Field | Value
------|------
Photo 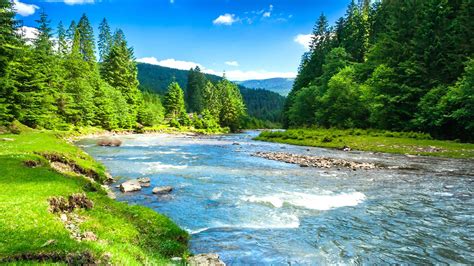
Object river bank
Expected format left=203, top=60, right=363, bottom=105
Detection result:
left=255, top=128, right=474, bottom=159
left=0, top=129, right=190, bottom=264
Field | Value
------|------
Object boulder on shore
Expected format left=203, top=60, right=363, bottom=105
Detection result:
left=188, top=253, right=225, bottom=266
left=120, top=180, right=141, bottom=192
left=152, top=186, right=173, bottom=194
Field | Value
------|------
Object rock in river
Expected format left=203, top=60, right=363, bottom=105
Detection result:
left=137, top=177, right=151, bottom=183
left=120, top=180, right=141, bottom=193
left=152, top=186, right=173, bottom=194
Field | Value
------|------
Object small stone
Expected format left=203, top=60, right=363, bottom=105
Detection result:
left=82, top=231, right=97, bottom=241
left=152, top=186, right=173, bottom=194
left=171, top=257, right=182, bottom=262
left=232, top=142, right=240, bottom=145
left=60, top=213, right=68, bottom=222
left=137, top=177, right=151, bottom=183
left=0, top=138, right=14, bottom=142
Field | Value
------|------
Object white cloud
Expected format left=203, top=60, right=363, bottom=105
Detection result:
left=13, top=0, right=39, bottom=16
left=16, top=26, right=39, bottom=45
left=137, top=57, right=204, bottom=71
left=294, top=33, right=312, bottom=50
left=213, top=14, right=238, bottom=25
left=64, top=0, right=94, bottom=4
left=225, top=61, right=239, bottom=67
left=262, top=4, right=273, bottom=18
left=137, top=57, right=295, bottom=81
left=46, top=0, right=94, bottom=5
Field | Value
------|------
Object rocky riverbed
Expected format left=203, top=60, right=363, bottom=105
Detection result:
left=252, top=151, right=380, bottom=170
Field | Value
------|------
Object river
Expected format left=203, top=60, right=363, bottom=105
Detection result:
left=78, top=131, right=474, bottom=264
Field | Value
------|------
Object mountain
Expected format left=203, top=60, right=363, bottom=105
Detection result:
left=136, top=63, right=285, bottom=123
left=236, top=78, right=294, bottom=96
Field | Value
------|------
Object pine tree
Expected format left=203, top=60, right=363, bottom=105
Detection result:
left=98, top=18, right=112, bottom=62
left=56, top=21, right=68, bottom=56
left=164, top=82, right=187, bottom=125
left=101, top=29, right=141, bottom=119
left=34, top=11, right=53, bottom=55
left=77, top=14, right=96, bottom=65
left=0, top=0, right=21, bottom=123
left=186, top=66, right=206, bottom=112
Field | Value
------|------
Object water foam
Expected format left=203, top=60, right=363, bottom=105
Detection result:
left=243, top=192, right=366, bottom=211
left=142, top=162, right=188, bottom=173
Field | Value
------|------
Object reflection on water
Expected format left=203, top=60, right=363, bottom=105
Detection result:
left=78, top=131, right=474, bottom=264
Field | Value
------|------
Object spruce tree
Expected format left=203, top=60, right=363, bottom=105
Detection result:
left=164, top=82, right=187, bottom=125
left=57, top=21, right=68, bottom=56
left=101, top=29, right=141, bottom=119
left=98, top=18, right=112, bottom=62
left=77, top=14, right=96, bottom=65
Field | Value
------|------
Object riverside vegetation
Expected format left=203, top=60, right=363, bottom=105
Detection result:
left=0, top=124, right=188, bottom=264
left=281, top=0, right=473, bottom=142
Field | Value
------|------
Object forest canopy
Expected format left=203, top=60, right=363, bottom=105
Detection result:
left=285, top=0, right=473, bottom=141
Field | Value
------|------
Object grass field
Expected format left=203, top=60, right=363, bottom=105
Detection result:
left=0, top=129, right=188, bottom=264
left=255, top=128, right=474, bottom=159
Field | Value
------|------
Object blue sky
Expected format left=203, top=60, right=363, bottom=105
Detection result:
left=14, top=0, right=350, bottom=80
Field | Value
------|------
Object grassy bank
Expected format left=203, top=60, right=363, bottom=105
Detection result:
left=0, top=129, right=189, bottom=264
left=255, top=128, right=474, bottom=159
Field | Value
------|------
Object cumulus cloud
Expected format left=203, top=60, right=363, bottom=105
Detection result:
left=225, top=61, right=239, bottom=67
left=137, top=57, right=204, bottom=71
left=262, top=4, right=273, bottom=18
left=137, top=57, right=296, bottom=81
left=294, top=34, right=312, bottom=50
left=64, top=0, right=94, bottom=4
left=13, top=0, right=39, bottom=16
left=16, top=26, right=39, bottom=45
left=213, top=14, right=238, bottom=25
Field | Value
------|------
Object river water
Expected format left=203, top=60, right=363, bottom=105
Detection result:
left=78, top=131, right=474, bottom=264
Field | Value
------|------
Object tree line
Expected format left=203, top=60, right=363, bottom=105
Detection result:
left=136, top=62, right=285, bottom=126
left=163, top=67, right=246, bottom=132
left=0, top=1, right=248, bottom=132
left=285, top=0, right=473, bottom=141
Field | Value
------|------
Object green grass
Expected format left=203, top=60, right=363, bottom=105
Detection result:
left=0, top=130, right=188, bottom=264
left=255, top=128, right=474, bottom=159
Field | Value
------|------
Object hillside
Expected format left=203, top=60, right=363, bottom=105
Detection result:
left=236, top=78, right=294, bottom=96
left=136, top=63, right=286, bottom=123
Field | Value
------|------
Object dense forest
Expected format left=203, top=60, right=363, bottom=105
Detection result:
left=137, top=63, right=286, bottom=125
left=0, top=1, right=253, bottom=132
left=285, top=0, right=473, bottom=141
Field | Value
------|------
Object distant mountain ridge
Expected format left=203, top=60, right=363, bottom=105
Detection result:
left=136, top=63, right=286, bottom=123
left=236, top=78, right=294, bottom=96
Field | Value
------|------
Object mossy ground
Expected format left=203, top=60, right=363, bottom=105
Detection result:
left=255, top=128, right=474, bottom=159
left=0, top=130, right=188, bottom=264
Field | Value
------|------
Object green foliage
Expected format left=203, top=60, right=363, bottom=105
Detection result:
left=0, top=9, right=164, bottom=130
left=136, top=63, right=285, bottom=124
left=164, top=82, right=187, bottom=125
left=216, top=79, right=246, bottom=132
left=285, top=0, right=474, bottom=141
